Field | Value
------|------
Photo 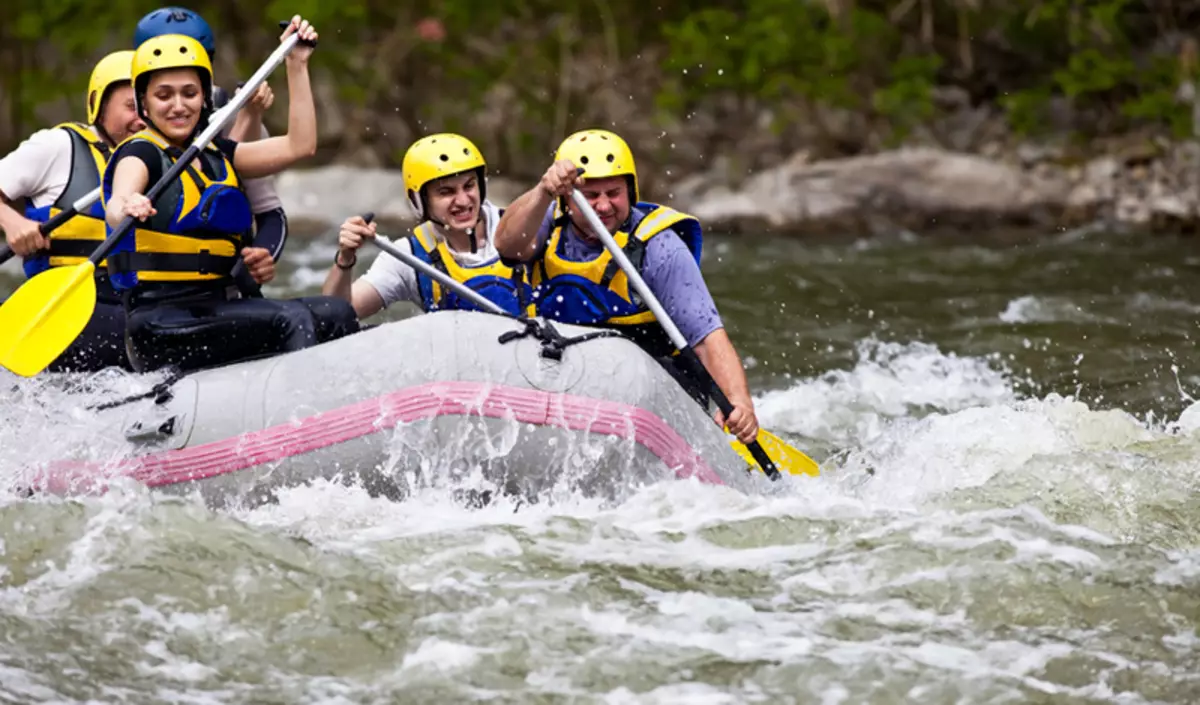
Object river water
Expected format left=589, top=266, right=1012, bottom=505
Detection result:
left=1, top=226, right=1199, bottom=703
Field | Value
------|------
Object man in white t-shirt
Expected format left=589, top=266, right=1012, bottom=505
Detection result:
left=322, top=133, right=531, bottom=319
left=0, top=51, right=145, bottom=372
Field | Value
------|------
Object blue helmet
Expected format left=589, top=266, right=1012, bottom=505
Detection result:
left=134, top=7, right=215, bottom=57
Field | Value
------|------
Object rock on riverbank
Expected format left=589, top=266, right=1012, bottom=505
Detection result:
left=275, top=141, right=1200, bottom=235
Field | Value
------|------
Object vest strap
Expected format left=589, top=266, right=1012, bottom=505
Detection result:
left=47, top=239, right=99, bottom=259
left=108, top=250, right=238, bottom=276
left=598, top=237, right=647, bottom=290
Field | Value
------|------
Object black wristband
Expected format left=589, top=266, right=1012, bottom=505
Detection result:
left=334, top=248, right=356, bottom=270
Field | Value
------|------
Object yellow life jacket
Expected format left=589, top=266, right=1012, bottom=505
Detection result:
left=529, top=202, right=702, bottom=356
left=22, top=123, right=111, bottom=276
left=101, top=128, right=253, bottom=290
left=407, top=219, right=533, bottom=316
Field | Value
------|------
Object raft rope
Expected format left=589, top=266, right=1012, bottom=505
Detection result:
left=497, top=317, right=624, bottom=361
left=87, top=367, right=187, bottom=412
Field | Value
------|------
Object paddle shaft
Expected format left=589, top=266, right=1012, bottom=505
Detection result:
left=360, top=212, right=508, bottom=316
left=566, top=189, right=781, bottom=480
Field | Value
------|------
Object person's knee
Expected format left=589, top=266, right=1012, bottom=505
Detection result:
left=296, top=295, right=360, bottom=342
left=124, top=308, right=169, bottom=373
left=271, top=299, right=319, bottom=337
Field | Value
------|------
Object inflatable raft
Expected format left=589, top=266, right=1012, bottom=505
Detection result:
left=24, top=310, right=775, bottom=507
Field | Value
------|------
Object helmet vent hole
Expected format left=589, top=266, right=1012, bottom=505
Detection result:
left=581, top=156, right=590, bottom=164
left=439, top=154, right=449, bottom=162
left=179, top=46, right=187, bottom=54
left=606, top=154, right=614, bottom=163
left=153, top=49, right=162, bottom=56
left=463, top=148, right=469, bottom=155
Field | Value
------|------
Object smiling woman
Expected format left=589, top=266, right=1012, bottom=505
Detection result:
left=97, top=16, right=360, bottom=375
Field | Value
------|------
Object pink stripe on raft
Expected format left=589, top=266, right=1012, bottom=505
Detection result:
left=29, top=381, right=725, bottom=494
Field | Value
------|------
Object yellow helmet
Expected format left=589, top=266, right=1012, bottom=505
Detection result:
left=554, top=129, right=639, bottom=203
left=131, top=34, right=214, bottom=120
left=86, top=51, right=136, bottom=125
left=402, top=133, right=488, bottom=220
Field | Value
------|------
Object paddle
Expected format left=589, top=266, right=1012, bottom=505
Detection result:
left=566, top=187, right=808, bottom=480
left=729, top=428, right=820, bottom=477
left=0, top=27, right=311, bottom=378
left=358, top=212, right=509, bottom=316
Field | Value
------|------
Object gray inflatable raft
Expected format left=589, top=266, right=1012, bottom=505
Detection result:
left=28, top=310, right=777, bottom=507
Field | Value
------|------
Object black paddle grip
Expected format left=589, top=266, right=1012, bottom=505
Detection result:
left=678, top=347, right=781, bottom=480
left=278, top=20, right=319, bottom=48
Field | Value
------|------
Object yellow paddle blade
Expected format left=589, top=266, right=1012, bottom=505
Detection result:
left=731, top=428, right=821, bottom=477
left=0, top=263, right=97, bottom=377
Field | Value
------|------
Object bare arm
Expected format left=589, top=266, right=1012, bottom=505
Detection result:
left=231, top=61, right=316, bottom=180
left=494, top=159, right=579, bottom=261
left=694, top=328, right=759, bottom=442
left=493, top=186, right=554, bottom=262
left=694, top=329, right=752, bottom=406
left=228, top=20, right=317, bottom=180
left=321, top=260, right=385, bottom=319
left=227, top=109, right=258, bottom=143
left=104, top=157, right=151, bottom=228
left=321, top=215, right=385, bottom=318
left=227, top=83, right=272, bottom=143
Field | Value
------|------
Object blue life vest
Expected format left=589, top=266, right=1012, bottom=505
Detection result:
left=406, top=213, right=532, bottom=317
left=528, top=201, right=702, bottom=357
left=100, top=128, right=253, bottom=291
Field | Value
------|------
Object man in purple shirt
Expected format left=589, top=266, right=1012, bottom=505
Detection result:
left=494, top=129, right=759, bottom=444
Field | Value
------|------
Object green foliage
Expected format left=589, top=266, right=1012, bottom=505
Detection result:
left=2, top=0, right=1199, bottom=160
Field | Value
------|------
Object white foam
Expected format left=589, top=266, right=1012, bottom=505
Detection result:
left=756, top=338, right=1017, bottom=449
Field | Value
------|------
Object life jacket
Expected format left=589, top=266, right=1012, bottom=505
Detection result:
left=101, top=129, right=253, bottom=291
left=406, top=212, right=533, bottom=317
left=22, top=123, right=111, bottom=279
left=529, top=201, right=703, bottom=358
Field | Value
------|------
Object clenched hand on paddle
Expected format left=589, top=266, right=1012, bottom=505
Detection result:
left=0, top=21, right=315, bottom=378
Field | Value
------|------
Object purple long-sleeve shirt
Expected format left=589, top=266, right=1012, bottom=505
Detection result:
left=528, top=204, right=723, bottom=347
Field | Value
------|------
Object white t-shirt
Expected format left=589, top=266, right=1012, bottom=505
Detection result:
left=360, top=200, right=504, bottom=309
left=0, top=127, right=76, bottom=207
